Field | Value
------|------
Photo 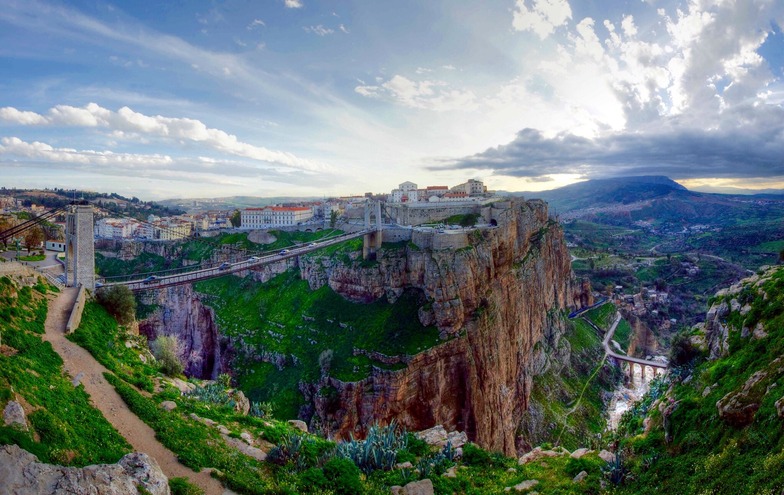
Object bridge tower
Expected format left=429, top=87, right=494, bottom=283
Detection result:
left=362, top=201, right=383, bottom=260
left=64, top=203, right=95, bottom=290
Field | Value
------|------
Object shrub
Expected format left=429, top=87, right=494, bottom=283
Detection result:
left=95, top=285, right=136, bottom=325
left=335, top=422, right=407, bottom=475
left=169, top=477, right=205, bottom=495
left=297, top=467, right=330, bottom=494
left=461, top=443, right=491, bottom=466
left=323, top=457, right=363, bottom=495
left=669, top=331, right=700, bottom=368
left=151, top=335, right=184, bottom=377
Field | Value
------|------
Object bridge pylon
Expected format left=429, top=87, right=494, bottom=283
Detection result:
left=363, top=201, right=383, bottom=260
left=65, top=203, right=95, bottom=290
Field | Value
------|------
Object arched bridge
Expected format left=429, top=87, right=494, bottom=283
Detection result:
left=104, top=230, right=369, bottom=292
left=577, top=311, right=667, bottom=385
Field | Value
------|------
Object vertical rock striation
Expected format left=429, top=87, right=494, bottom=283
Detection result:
left=138, top=285, right=222, bottom=379
left=303, top=200, right=586, bottom=455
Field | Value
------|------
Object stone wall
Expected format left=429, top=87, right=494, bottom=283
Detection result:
left=65, top=285, right=87, bottom=334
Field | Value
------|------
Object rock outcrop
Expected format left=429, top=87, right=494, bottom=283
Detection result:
left=0, top=444, right=169, bottom=495
left=308, top=200, right=583, bottom=455
left=138, top=284, right=222, bottom=379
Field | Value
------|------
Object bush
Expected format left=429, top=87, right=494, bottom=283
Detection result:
left=151, top=335, right=184, bottom=377
left=461, top=443, right=491, bottom=466
left=95, top=285, right=137, bottom=325
left=297, top=467, right=330, bottom=494
left=323, top=457, right=363, bottom=495
left=669, top=332, right=701, bottom=367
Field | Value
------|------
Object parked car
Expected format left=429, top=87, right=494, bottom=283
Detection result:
left=249, top=256, right=261, bottom=261
left=142, top=275, right=158, bottom=284
left=279, top=249, right=290, bottom=255
left=308, top=242, right=317, bottom=247
left=218, top=262, right=231, bottom=270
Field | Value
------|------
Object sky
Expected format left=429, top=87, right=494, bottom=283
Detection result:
left=0, top=0, right=782, bottom=200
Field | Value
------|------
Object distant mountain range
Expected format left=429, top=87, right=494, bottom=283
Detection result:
left=514, top=175, right=784, bottom=214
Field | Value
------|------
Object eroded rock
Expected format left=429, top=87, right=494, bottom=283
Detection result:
left=2, top=401, right=27, bottom=431
left=0, top=444, right=169, bottom=495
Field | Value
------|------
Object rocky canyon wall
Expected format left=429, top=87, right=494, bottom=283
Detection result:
left=302, top=200, right=586, bottom=455
left=141, top=199, right=589, bottom=456
left=138, top=285, right=223, bottom=379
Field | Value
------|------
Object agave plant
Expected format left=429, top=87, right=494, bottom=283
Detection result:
left=335, top=421, right=409, bottom=475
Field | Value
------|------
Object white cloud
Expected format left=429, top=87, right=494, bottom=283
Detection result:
left=284, top=0, right=303, bottom=9
left=304, top=25, right=334, bottom=36
left=339, top=24, right=349, bottom=34
left=0, top=107, right=48, bottom=125
left=0, top=103, right=330, bottom=172
left=0, top=136, right=173, bottom=166
left=355, top=75, right=477, bottom=112
left=512, top=0, right=572, bottom=39
left=247, top=19, right=265, bottom=30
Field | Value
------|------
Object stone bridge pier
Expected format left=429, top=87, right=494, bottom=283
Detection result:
left=621, top=360, right=666, bottom=387
left=363, top=201, right=383, bottom=260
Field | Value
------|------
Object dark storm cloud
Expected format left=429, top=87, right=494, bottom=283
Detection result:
left=437, top=108, right=784, bottom=180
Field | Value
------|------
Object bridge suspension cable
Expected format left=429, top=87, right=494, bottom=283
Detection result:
left=0, top=206, right=66, bottom=243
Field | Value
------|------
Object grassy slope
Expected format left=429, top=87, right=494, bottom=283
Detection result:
left=525, top=315, right=620, bottom=451
left=195, top=269, right=440, bottom=419
left=616, top=266, right=784, bottom=494
left=0, top=276, right=131, bottom=466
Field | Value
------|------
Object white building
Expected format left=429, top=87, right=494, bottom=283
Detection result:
left=94, top=218, right=140, bottom=239
left=450, top=179, right=486, bottom=196
left=241, top=206, right=314, bottom=229
left=389, top=181, right=419, bottom=203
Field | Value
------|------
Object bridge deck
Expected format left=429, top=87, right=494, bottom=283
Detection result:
left=104, top=230, right=368, bottom=291
left=579, top=312, right=667, bottom=369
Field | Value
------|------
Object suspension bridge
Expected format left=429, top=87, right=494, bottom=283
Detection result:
left=0, top=200, right=384, bottom=292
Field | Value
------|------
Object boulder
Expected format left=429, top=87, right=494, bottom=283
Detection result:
left=400, top=478, right=434, bottom=495
left=504, top=479, right=539, bottom=492
left=442, top=465, right=457, bottom=478
left=598, top=450, right=614, bottom=463
left=518, top=447, right=560, bottom=465
left=717, top=357, right=784, bottom=427
left=776, top=397, right=784, bottom=419
left=3, top=401, right=27, bottom=431
left=232, top=390, right=250, bottom=415
left=569, top=448, right=591, bottom=459
left=287, top=420, right=308, bottom=433
left=0, top=444, right=169, bottom=495
left=159, top=401, right=177, bottom=412
left=415, top=425, right=448, bottom=446
left=240, top=431, right=254, bottom=445
left=572, top=471, right=588, bottom=483
left=164, top=377, right=196, bottom=394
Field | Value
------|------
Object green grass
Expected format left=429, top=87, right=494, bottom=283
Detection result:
left=615, top=266, right=784, bottom=495
left=17, top=254, right=46, bottom=261
left=69, top=302, right=158, bottom=392
left=0, top=275, right=131, bottom=466
left=522, top=315, right=619, bottom=451
left=195, top=269, right=441, bottom=419
left=583, top=303, right=616, bottom=330
left=613, top=319, right=633, bottom=353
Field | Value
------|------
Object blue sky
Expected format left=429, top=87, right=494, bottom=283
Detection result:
left=0, top=0, right=782, bottom=199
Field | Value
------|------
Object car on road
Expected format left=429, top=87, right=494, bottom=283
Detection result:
left=95, top=282, right=104, bottom=288
left=279, top=249, right=290, bottom=255
left=249, top=256, right=261, bottom=261
left=218, top=262, right=231, bottom=270
left=142, top=275, right=159, bottom=284
left=308, top=242, right=317, bottom=247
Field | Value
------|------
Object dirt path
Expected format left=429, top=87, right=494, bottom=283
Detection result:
left=43, top=288, right=228, bottom=495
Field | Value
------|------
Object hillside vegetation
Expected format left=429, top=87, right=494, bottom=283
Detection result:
left=195, top=269, right=441, bottom=419
left=0, top=275, right=131, bottom=466
left=612, top=265, right=784, bottom=494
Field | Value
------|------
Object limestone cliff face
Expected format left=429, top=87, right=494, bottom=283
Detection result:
left=138, top=285, right=222, bottom=379
left=302, top=200, right=586, bottom=455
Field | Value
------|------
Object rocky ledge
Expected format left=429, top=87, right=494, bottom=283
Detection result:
left=0, top=444, right=170, bottom=495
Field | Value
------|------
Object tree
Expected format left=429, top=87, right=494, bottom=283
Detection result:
left=230, top=209, right=241, bottom=228
left=96, top=285, right=137, bottom=326
left=330, top=210, right=338, bottom=228
left=151, top=335, right=184, bottom=377
left=0, top=216, right=13, bottom=248
left=23, top=226, right=44, bottom=254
